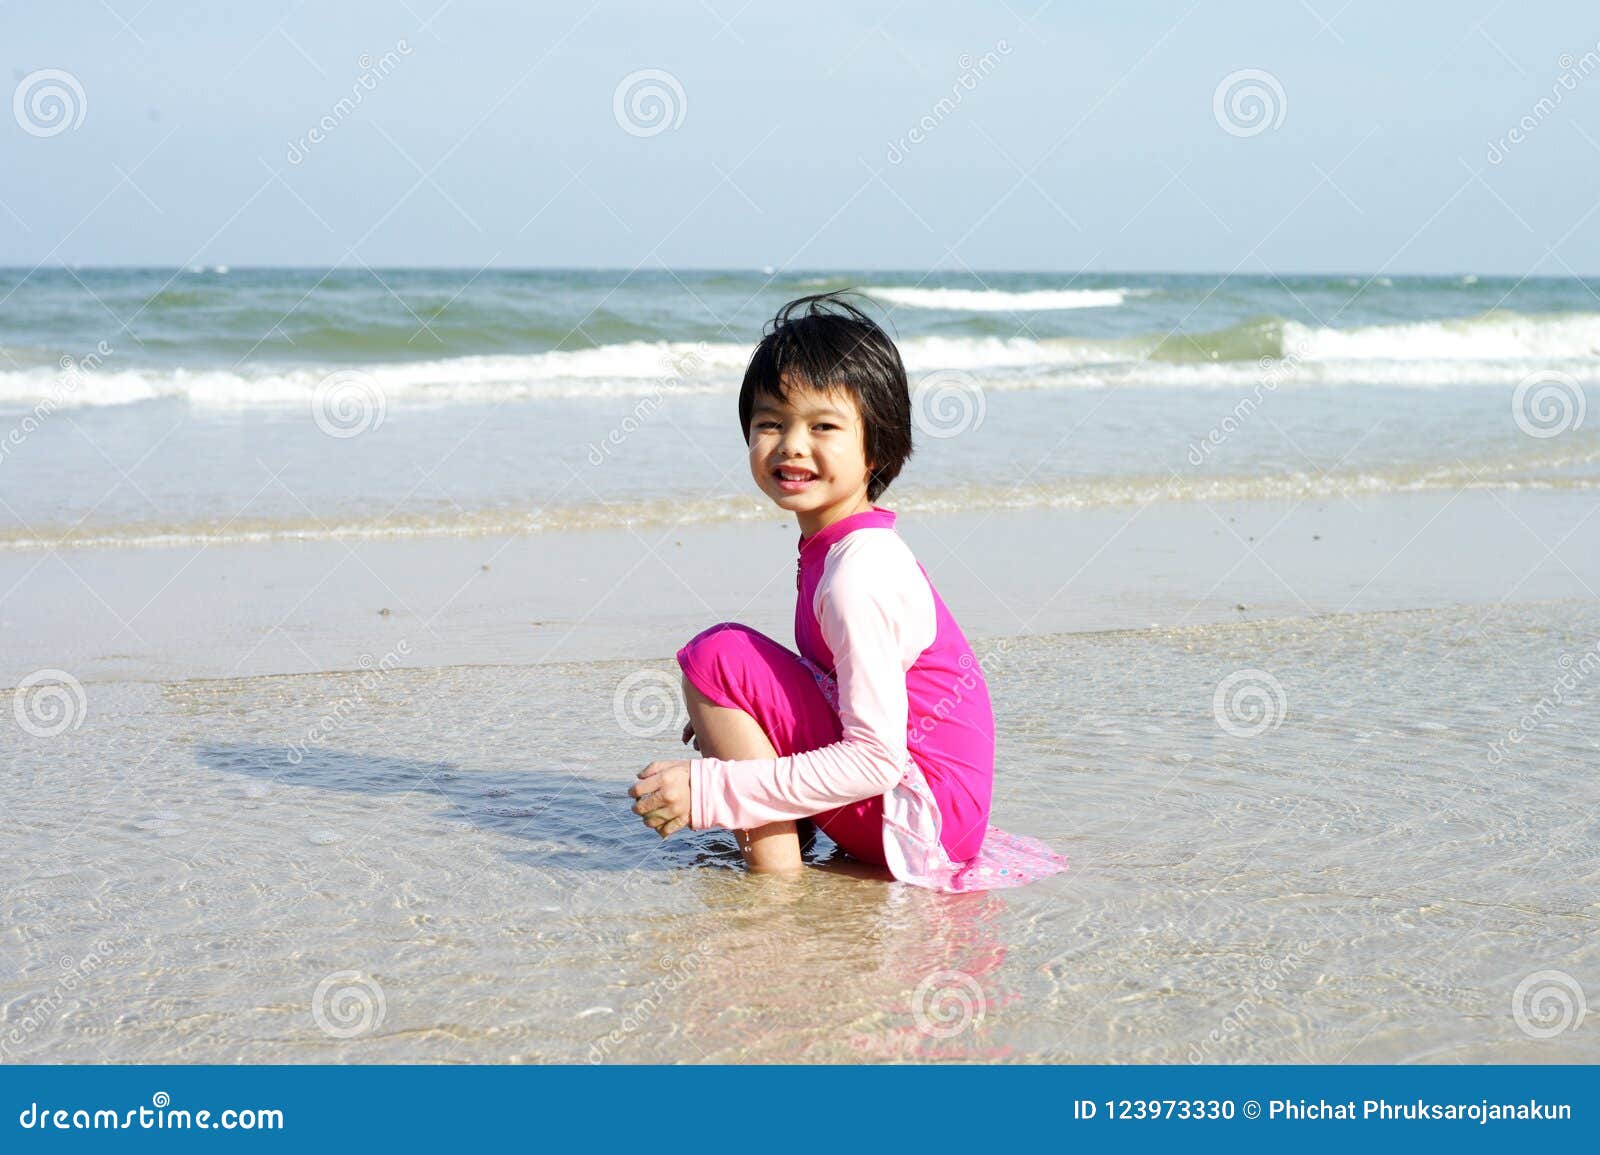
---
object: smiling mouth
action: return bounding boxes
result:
[773,467,819,491]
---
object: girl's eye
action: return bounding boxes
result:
[755,421,780,430]
[814,424,837,431]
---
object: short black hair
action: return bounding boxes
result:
[738,291,913,502]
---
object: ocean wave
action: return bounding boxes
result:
[1023,358,1600,389]
[5,311,1600,410]
[864,285,1140,311]
[8,459,1595,551]
[0,341,752,410]
[1153,311,1600,364]
[0,335,1129,409]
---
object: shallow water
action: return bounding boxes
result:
[5,599,1595,1063]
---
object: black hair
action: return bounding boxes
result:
[738,290,914,502]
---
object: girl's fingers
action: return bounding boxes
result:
[630,766,685,830]
[640,799,684,825]
[641,799,679,822]
[634,788,683,814]
[631,773,672,799]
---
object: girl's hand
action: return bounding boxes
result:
[681,720,699,751]
[630,760,692,838]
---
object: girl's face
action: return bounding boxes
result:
[747,378,874,536]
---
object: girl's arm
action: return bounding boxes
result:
[688,531,936,832]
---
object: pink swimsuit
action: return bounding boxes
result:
[677,505,1068,892]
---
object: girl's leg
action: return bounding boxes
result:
[682,676,804,874]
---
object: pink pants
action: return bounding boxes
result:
[676,622,888,865]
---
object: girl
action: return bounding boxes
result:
[628,293,1067,892]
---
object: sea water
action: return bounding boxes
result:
[1,268,1596,547]
[2,600,1595,1062]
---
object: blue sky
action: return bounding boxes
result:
[4,0,1599,274]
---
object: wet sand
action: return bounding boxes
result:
[2,487,1595,686]
[2,488,1597,1062]
[3,595,1600,1062]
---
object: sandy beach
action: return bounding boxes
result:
[4,261,1598,1066]
[4,486,1594,685]
[4,486,1597,1062]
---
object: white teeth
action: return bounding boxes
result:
[777,470,815,480]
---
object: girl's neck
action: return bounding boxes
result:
[797,492,874,540]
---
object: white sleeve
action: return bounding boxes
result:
[689,532,936,831]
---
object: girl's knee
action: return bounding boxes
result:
[678,621,762,709]
[681,671,715,710]
[679,621,766,678]
[682,621,764,662]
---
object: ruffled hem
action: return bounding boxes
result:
[797,656,1069,893]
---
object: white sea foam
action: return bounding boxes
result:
[0,342,752,410]
[864,286,1139,311]
[1281,312,1600,361]
[1292,311,1600,358]
[5,452,1595,552]
[4,313,1600,410]
[1028,358,1600,390]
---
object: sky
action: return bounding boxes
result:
[3,0,1600,275]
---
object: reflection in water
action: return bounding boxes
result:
[4,599,1597,1062]
[194,742,1015,1062]
[666,875,1013,1062]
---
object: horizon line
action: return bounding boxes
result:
[1,264,1594,280]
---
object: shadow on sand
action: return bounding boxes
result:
[195,741,893,884]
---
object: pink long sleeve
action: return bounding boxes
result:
[689,531,936,832]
